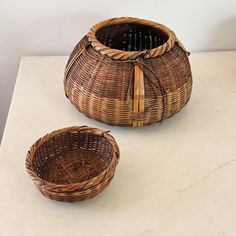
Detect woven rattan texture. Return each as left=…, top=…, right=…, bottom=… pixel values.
left=64, top=17, right=192, bottom=127
left=26, top=126, right=120, bottom=202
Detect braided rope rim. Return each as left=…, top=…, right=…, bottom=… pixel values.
left=87, top=17, right=178, bottom=60
left=25, top=126, right=120, bottom=194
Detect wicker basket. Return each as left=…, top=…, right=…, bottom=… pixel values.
left=25, top=126, right=119, bottom=202
left=64, top=17, right=192, bottom=127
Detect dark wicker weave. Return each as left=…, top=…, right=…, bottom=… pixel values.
left=25, top=126, right=119, bottom=202
left=64, top=17, right=192, bottom=127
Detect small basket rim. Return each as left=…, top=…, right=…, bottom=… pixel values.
left=87, top=17, right=177, bottom=60
left=25, top=126, right=120, bottom=189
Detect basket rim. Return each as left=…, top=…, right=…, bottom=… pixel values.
left=25, top=126, right=120, bottom=190
left=87, top=17, right=177, bottom=60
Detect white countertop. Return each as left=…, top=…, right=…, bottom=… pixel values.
left=0, top=52, right=236, bottom=236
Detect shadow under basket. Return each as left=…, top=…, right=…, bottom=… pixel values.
left=64, top=17, right=193, bottom=127
left=25, top=126, right=120, bottom=202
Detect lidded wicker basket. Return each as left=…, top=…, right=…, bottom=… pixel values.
left=25, top=126, right=119, bottom=202
left=64, top=17, right=192, bottom=127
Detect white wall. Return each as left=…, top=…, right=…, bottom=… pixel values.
left=1, top=0, right=236, bottom=143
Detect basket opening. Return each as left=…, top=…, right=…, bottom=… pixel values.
left=96, top=23, right=169, bottom=51
left=32, top=131, right=114, bottom=184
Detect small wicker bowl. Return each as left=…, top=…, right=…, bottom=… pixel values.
left=25, top=126, right=120, bottom=202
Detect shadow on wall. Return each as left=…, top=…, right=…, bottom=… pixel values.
left=206, top=16, right=236, bottom=51
left=0, top=12, right=108, bottom=145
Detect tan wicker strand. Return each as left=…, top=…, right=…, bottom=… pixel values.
left=132, top=64, right=140, bottom=127
left=132, top=63, right=145, bottom=127
left=138, top=64, right=145, bottom=127
left=25, top=126, right=120, bottom=202
left=64, top=17, right=193, bottom=127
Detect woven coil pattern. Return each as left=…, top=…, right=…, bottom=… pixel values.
left=64, top=17, right=193, bottom=127
left=25, top=126, right=120, bottom=202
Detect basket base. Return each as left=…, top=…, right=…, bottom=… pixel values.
left=42, top=149, right=107, bottom=184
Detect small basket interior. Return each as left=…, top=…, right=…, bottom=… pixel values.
left=96, top=23, right=169, bottom=51
left=32, top=131, right=113, bottom=184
